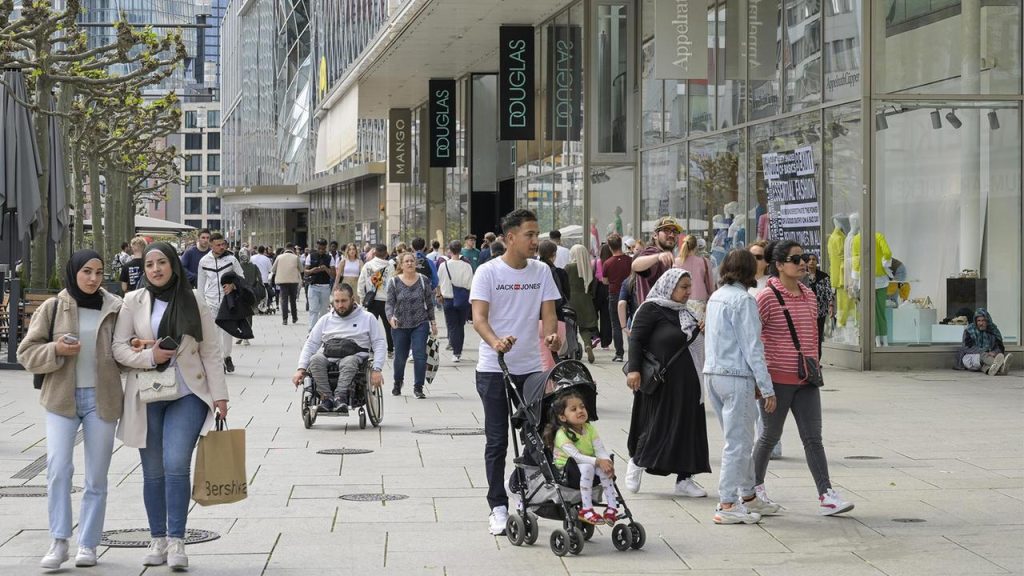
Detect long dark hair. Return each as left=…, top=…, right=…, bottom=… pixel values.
left=765, top=239, right=801, bottom=278
left=543, top=391, right=587, bottom=450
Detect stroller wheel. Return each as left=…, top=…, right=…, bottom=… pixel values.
left=505, top=513, right=526, bottom=546
left=629, top=522, right=647, bottom=550
left=580, top=522, right=595, bottom=541
left=567, top=529, right=584, bottom=556
left=611, top=524, right=632, bottom=551
left=523, top=512, right=539, bottom=546
left=549, top=528, right=570, bottom=557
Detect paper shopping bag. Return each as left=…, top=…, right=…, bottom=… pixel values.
left=192, top=419, right=247, bottom=506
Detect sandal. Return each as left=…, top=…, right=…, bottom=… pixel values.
left=578, top=508, right=603, bottom=525
left=603, top=508, right=619, bottom=525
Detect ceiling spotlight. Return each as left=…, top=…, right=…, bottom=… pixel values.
left=945, top=110, right=962, bottom=129
left=875, top=112, right=888, bottom=131
left=988, top=110, right=1000, bottom=130
left=930, top=110, right=942, bottom=129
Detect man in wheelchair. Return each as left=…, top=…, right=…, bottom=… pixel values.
left=292, top=284, right=387, bottom=412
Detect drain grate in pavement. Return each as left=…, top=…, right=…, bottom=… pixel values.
left=844, top=456, right=883, bottom=460
left=0, top=485, right=81, bottom=497
left=340, top=493, right=409, bottom=502
left=101, top=528, right=220, bottom=548
left=317, top=448, right=374, bottom=455
left=891, top=518, right=926, bottom=523
left=412, top=427, right=485, bottom=436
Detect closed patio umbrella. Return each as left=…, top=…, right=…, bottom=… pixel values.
left=0, top=69, right=42, bottom=242
left=47, top=101, right=67, bottom=244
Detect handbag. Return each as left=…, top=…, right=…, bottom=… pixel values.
left=443, top=262, right=470, bottom=309
left=622, top=346, right=687, bottom=395
left=33, top=299, right=58, bottom=390
left=136, top=352, right=181, bottom=404
left=768, top=284, right=824, bottom=387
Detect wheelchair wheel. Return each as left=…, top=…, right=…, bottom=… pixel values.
left=302, top=405, right=313, bottom=429
left=366, top=373, right=383, bottom=427
left=359, top=408, right=367, bottom=429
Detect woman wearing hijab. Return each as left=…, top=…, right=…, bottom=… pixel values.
left=623, top=268, right=711, bottom=499
left=112, top=243, right=229, bottom=571
left=566, top=244, right=598, bottom=363
left=956, top=308, right=1011, bottom=375
left=18, top=251, right=124, bottom=569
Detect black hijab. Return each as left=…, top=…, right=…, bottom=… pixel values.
left=65, top=250, right=105, bottom=310
left=142, top=242, right=204, bottom=343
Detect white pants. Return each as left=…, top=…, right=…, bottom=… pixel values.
left=577, top=462, right=618, bottom=510
left=208, top=304, right=232, bottom=358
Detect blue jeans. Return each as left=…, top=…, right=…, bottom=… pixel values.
left=476, top=371, right=532, bottom=509
left=392, top=322, right=429, bottom=391
left=706, top=375, right=758, bottom=504
left=307, top=283, right=332, bottom=330
left=46, top=388, right=117, bottom=548
left=139, top=393, right=208, bottom=538
left=443, top=302, right=471, bottom=355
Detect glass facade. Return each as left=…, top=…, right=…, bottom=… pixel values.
left=309, top=176, right=385, bottom=246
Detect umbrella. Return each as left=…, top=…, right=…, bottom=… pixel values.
left=48, top=102, right=67, bottom=243
left=0, top=69, right=42, bottom=241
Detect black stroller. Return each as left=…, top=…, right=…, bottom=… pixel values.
left=499, top=355, right=645, bottom=556
left=557, top=305, right=583, bottom=362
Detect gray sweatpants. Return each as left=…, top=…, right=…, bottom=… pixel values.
left=753, top=383, right=832, bottom=496
left=308, top=352, right=368, bottom=402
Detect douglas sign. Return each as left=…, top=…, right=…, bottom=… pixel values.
left=499, top=26, right=535, bottom=141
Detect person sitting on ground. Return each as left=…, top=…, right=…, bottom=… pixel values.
left=293, top=284, right=387, bottom=412
left=955, top=308, right=1011, bottom=375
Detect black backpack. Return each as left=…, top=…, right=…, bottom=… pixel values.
left=415, top=253, right=432, bottom=280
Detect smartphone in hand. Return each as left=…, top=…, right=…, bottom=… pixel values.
left=62, top=334, right=79, bottom=344
left=158, top=336, right=180, bottom=350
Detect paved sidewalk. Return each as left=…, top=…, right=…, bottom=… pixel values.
left=0, top=306, right=1022, bottom=575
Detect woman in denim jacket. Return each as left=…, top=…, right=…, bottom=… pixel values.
left=702, top=249, right=779, bottom=525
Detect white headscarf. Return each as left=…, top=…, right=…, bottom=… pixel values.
left=569, top=244, right=594, bottom=292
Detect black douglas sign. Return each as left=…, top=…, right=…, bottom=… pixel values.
left=499, top=26, right=534, bottom=141
left=429, top=78, right=457, bottom=168
left=546, top=24, right=582, bottom=142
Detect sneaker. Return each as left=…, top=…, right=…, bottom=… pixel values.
left=1000, top=353, right=1013, bottom=375
left=714, top=504, right=762, bottom=525
left=754, top=484, right=781, bottom=510
left=242, top=340, right=251, bottom=346
left=603, top=508, right=619, bottom=525
left=743, top=494, right=781, bottom=516
left=625, top=458, right=644, bottom=493
left=414, top=389, right=427, bottom=399
left=586, top=344, right=595, bottom=364
left=282, top=318, right=288, bottom=325
left=819, top=488, right=855, bottom=516
left=40, top=538, right=69, bottom=569
left=333, top=401, right=349, bottom=413
left=392, top=384, right=402, bottom=396
left=988, top=353, right=1007, bottom=376
left=318, top=397, right=335, bottom=412
left=488, top=506, right=509, bottom=535
left=674, top=476, right=707, bottom=498
left=292, top=316, right=299, bottom=323
left=75, top=546, right=97, bottom=567
left=143, top=537, right=167, bottom=566
left=166, top=537, right=188, bottom=570
left=612, top=355, right=624, bottom=362
left=224, top=357, right=235, bottom=373
left=445, top=343, right=453, bottom=351
left=235, top=338, right=243, bottom=344
left=452, top=355, right=461, bottom=363
left=578, top=508, right=603, bottom=525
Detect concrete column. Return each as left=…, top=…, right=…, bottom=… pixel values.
left=427, top=167, right=446, bottom=242
left=959, top=0, right=982, bottom=273
left=385, top=182, right=401, bottom=244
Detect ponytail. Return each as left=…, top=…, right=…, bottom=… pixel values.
left=679, top=235, right=698, bottom=261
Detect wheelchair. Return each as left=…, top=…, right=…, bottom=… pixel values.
left=300, top=355, right=383, bottom=430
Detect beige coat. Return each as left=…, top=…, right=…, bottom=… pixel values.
left=271, top=252, right=303, bottom=284
left=112, top=289, right=229, bottom=448
left=17, top=290, right=124, bottom=422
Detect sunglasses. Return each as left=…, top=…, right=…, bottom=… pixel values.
left=781, top=254, right=812, bottom=265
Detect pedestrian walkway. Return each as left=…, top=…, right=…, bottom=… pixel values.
left=0, top=305, right=1021, bottom=575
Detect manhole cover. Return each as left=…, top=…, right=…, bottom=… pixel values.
left=101, top=528, right=220, bottom=548
left=317, top=448, right=374, bottom=455
left=0, top=485, right=81, bottom=497
left=892, top=518, right=926, bottom=523
left=340, top=493, right=409, bottom=502
left=844, top=456, right=883, bottom=460
left=412, top=427, right=485, bottom=436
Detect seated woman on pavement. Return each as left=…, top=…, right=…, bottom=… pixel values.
left=955, top=308, right=1011, bottom=376
left=292, top=284, right=388, bottom=411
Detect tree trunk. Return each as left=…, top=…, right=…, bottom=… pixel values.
left=89, top=158, right=105, bottom=261
left=30, top=77, right=53, bottom=289
left=72, top=149, right=84, bottom=250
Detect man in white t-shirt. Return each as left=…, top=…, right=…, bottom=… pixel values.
left=251, top=246, right=275, bottom=309
left=550, top=229, right=571, bottom=269
left=471, top=209, right=562, bottom=536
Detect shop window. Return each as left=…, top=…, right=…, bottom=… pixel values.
left=184, top=133, right=203, bottom=150
left=589, top=165, right=633, bottom=249
left=593, top=1, right=633, bottom=157
left=641, top=145, right=685, bottom=237
left=184, top=154, right=202, bottom=171
left=184, top=198, right=202, bottom=215
left=641, top=40, right=663, bottom=146
left=690, top=130, right=746, bottom=272
left=873, top=102, right=1020, bottom=347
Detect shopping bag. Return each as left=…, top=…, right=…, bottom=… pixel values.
left=192, top=418, right=248, bottom=506
left=425, top=335, right=441, bottom=384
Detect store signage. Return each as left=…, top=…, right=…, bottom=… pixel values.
left=654, top=0, right=708, bottom=79
left=546, top=24, right=582, bottom=141
left=499, top=26, right=535, bottom=141
left=762, top=146, right=821, bottom=255
left=429, top=79, right=457, bottom=168
left=388, top=108, right=412, bottom=183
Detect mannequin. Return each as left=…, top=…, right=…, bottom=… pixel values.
left=757, top=213, right=770, bottom=241
left=828, top=214, right=853, bottom=328
left=722, top=201, right=739, bottom=250
left=622, top=222, right=635, bottom=248
left=728, top=215, right=745, bottom=248
left=589, top=217, right=600, bottom=256
left=710, top=215, right=728, bottom=268
left=850, top=215, right=893, bottom=347
left=613, top=206, right=624, bottom=235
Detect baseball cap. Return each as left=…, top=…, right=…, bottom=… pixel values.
left=654, top=216, right=683, bottom=234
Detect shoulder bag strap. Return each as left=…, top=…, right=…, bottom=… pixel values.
left=652, top=305, right=691, bottom=371
left=768, top=284, right=803, bottom=352
left=46, top=298, right=58, bottom=343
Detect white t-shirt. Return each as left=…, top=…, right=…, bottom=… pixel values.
left=554, top=245, right=571, bottom=269
left=251, top=254, right=273, bottom=283
left=471, top=257, right=562, bottom=374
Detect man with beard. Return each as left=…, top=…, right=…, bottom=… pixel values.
left=197, top=232, right=245, bottom=372
left=631, top=216, right=683, bottom=304
left=292, top=284, right=387, bottom=412
left=181, top=229, right=212, bottom=287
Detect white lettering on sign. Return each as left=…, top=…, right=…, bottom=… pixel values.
left=555, top=39, right=574, bottom=129
left=507, top=39, right=528, bottom=128
left=434, top=89, right=451, bottom=158
left=672, top=0, right=693, bottom=67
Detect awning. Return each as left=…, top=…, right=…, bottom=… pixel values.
left=83, top=215, right=196, bottom=235
left=219, top=184, right=306, bottom=209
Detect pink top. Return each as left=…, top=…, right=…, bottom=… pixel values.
left=677, top=255, right=714, bottom=301
left=756, top=277, right=819, bottom=385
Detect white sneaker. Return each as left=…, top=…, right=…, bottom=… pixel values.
left=742, top=495, right=781, bottom=516
left=714, top=503, right=761, bottom=524
left=754, top=484, right=781, bottom=509
left=452, top=355, right=461, bottom=363
left=1000, top=353, right=1013, bottom=375
left=819, top=488, right=855, bottom=516
left=625, top=458, right=644, bottom=493
left=75, top=546, right=97, bottom=567
left=143, top=537, right=168, bottom=566
left=488, top=505, right=509, bottom=535
left=987, top=353, right=1006, bottom=376
left=40, top=539, right=69, bottom=569
left=674, top=476, right=707, bottom=498
left=166, top=537, right=188, bottom=569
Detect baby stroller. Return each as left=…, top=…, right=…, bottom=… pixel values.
left=499, top=355, right=645, bottom=557
left=558, top=305, right=583, bottom=362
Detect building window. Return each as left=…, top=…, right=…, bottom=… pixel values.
left=207, top=197, right=221, bottom=214
left=207, top=109, right=220, bottom=128
left=207, top=219, right=222, bottom=231
left=185, top=133, right=203, bottom=150
left=207, top=175, right=220, bottom=187
left=184, top=197, right=203, bottom=214
left=184, top=219, right=203, bottom=229
left=207, top=132, right=220, bottom=150
left=186, top=175, right=202, bottom=193
left=184, top=110, right=198, bottom=129
left=185, top=154, right=202, bottom=171
left=207, top=154, right=220, bottom=171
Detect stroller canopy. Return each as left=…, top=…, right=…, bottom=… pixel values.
left=521, top=360, right=599, bottom=427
